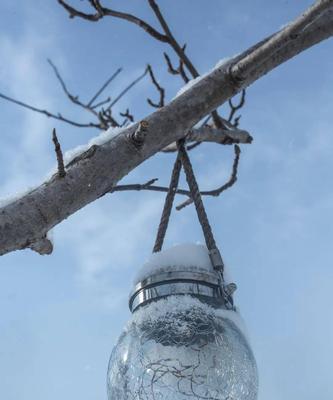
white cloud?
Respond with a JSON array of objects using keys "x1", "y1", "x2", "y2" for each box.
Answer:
[
  {"x1": 0, "y1": 30, "x2": 64, "y2": 197},
  {"x1": 57, "y1": 194, "x2": 163, "y2": 306}
]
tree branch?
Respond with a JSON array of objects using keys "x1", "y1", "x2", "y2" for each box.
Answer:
[
  {"x1": 147, "y1": 0, "x2": 198, "y2": 78},
  {"x1": 58, "y1": 0, "x2": 169, "y2": 42},
  {"x1": 231, "y1": 0, "x2": 333, "y2": 82},
  {"x1": 119, "y1": 108, "x2": 134, "y2": 125},
  {"x1": 228, "y1": 90, "x2": 246, "y2": 126},
  {"x1": 146, "y1": 64, "x2": 165, "y2": 108},
  {"x1": 48, "y1": 58, "x2": 98, "y2": 117},
  {"x1": 0, "y1": 67, "x2": 147, "y2": 131},
  {"x1": 176, "y1": 144, "x2": 241, "y2": 210},
  {"x1": 87, "y1": 67, "x2": 122, "y2": 107},
  {"x1": 60, "y1": 0, "x2": 228, "y2": 131},
  {"x1": 147, "y1": 0, "x2": 225, "y2": 129},
  {"x1": 0, "y1": 92, "x2": 100, "y2": 128},
  {"x1": 112, "y1": 144, "x2": 241, "y2": 206},
  {"x1": 163, "y1": 49, "x2": 190, "y2": 83},
  {"x1": 0, "y1": 1, "x2": 332, "y2": 255},
  {"x1": 105, "y1": 68, "x2": 148, "y2": 111},
  {"x1": 52, "y1": 128, "x2": 66, "y2": 178},
  {"x1": 162, "y1": 125, "x2": 252, "y2": 152}
]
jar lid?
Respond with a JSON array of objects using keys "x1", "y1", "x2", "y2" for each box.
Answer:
[
  {"x1": 129, "y1": 244, "x2": 236, "y2": 312},
  {"x1": 129, "y1": 268, "x2": 227, "y2": 312}
]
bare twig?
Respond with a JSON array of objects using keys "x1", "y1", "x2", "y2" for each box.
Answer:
[
  {"x1": 110, "y1": 179, "x2": 171, "y2": 193},
  {"x1": 106, "y1": 68, "x2": 148, "y2": 111},
  {"x1": 142, "y1": 178, "x2": 159, "y2": 187},
  {"x1": 176, "y1": 144, "x2": 241, "y2": 210},
  {"x1": 0, "y1": 92, "x2": 100, "y2": 128},
  {"x1": 202, "y1": 144, "x2": 241, "y2": 198},
  {"x1": 88, "y1": 67, "x2": 122, "y2": 107},
  {"x1": 147, "y1": 0, "x2": 226, "y2": 129},
  {"x1": 110, "y1": 144, "x2": 242, "y2": 207},
  {"x1": 120, "y1": 108, "x2": 134, "y2": 124},
  {"x1": 163, "y1": 52, "x2": 179, "y2": 75},
  {"x1": 147, "y1": 0, "x2": 198, "y2": 77},
  {"x1": 99, "y1": 108, "x2": 120, "y2": 129},
  {"x1": 58, "y1": 0, "x2": 169, "y2": 42},
  {"x1": 178, "y1": 53, "x2": 190, "y2": 83},
  {"x1": 109, "y1": 180, "x2": 200, "y2": 198},
  {"x1": 48, "y1": 59, "x2": 135, "y2": 130},
  {"x1": 228, "y1": 90, "x2": 246, "y2": 126},
  {"x1": 146, "y1": 64, "x2": 165, "y2": 108},
  {"x1": 59, "y1": 0, "x2": 226, "y2": 130},
  {"x1": 48, "y1": 59, "x2": 98, "y2": 117},
  {"x1": 90, "y1": 97, "x2": 112, "y2": 110},
  {"x1": 163, "y1": 49, "x2": 190, "y2": 83},
  {"x1": 47, "y1": 59, "x2": 78, "y2": 104},
  {"x1": 59, "y1": 0, "x2": 196, "y2": 80},
  {"x1": 110, "y1": 180, "x2": 227, "y2": 198},
  {"x1": 186, "y1": 141, "x2": 203, "y2": 152},
  {"x1": 52, "y1": 128, "x2": 66, "y2": 178},
  {"x1": 0, "y1": 66, "x2": 148, "y2": 131}
]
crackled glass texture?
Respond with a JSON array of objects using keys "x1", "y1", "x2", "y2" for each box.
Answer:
[{"x1": 107, "y1": 302, "x2": 258, "y2": 400}]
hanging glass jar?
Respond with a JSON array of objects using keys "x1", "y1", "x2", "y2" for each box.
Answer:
[{"x1": 107, "y1": 244, "x2": 258, "y2": 400}]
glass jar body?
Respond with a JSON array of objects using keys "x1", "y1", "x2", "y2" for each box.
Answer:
[{"x1": 107, "y1": 297, "x2": 258, "y2": 400}]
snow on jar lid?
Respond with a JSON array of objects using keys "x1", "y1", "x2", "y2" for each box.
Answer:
[{"x1": 129, "y1": 243, "x2": 235, "y2": 312}]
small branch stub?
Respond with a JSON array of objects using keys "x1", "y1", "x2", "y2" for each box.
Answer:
[
  {"x1": 52, "y1": 128, "x2": 66, "y2": 178},
  {"x1": 130, "y1": 120, "x2": 149, "y2": 148},
  {"x1": 29, "y1": 235, "x2": 53, "y2": 255}
]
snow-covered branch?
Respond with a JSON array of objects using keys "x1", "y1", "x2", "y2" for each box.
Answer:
[
  {"x1": 0, "y1": 1, "x2": 332, "y2": 256},
  {"x1": 162, "y1": 125, "x2": 252, "y2": 152}
]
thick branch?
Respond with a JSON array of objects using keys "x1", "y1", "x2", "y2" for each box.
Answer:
[
  {"x1": 0, "y1": 2, "x2": 332, "y2": 255},
  {"x1": 231, "y1": 0, "x2": 332, "y2": 81}
]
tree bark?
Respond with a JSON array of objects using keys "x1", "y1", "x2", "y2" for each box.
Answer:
[{"x1": 0, "y1": 2, "x2": 332, "y2": 256}]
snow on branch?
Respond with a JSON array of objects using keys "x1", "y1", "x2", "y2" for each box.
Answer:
[{"x1": 0, "y1": 1, "x2": 332, "y2": 256}]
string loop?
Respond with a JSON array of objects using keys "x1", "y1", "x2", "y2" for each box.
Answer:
[{"x1": 153, "y1": 139, "x2": 224, "y2": 272}]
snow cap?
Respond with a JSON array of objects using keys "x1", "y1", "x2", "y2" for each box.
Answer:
[
  {"x1": 133, "y1": 243, "x2": 231, "y2": 285},
  {"x1": 130, "y1": 243, "x2": 235, "y2": 313}
]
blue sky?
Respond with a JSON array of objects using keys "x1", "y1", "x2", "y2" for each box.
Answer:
[{"x1": 0, "y1": 1, "x2": 332, "y2": 399}]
